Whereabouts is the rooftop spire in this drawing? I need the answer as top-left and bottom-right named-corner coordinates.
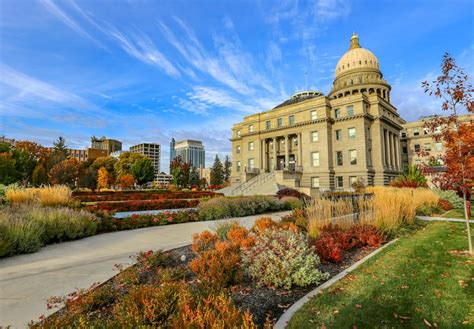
top-left (349, 32), bottom-right (360, 50)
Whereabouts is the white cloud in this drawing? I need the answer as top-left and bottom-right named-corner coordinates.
top-left (315, 0), bottom-right (351, 20)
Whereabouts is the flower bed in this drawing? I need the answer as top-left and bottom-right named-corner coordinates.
top-left (32, 216), bottom-right (390, 327)
top-left (72, 190), bottom-right (219, 202)
top-left (85, 199), bottom-right (200, 213)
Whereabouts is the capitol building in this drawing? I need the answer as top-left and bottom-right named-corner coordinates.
top-left (228, 34), bottom-right (407, 194)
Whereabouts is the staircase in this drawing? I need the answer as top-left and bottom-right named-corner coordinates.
top-left (219, 172), bottom-right (280, 196)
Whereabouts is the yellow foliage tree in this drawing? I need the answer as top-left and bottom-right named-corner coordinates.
top-left (97, 166), bottom-right (109, 190)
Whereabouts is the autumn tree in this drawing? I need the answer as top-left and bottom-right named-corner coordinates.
top-left (115, 152), bottom-right (147, 177)
top-left (48, 158), bottom-right (80, 187)
top-left (32, 163), bottom-right (48, 186)
top-left (422, 53), bottom-right (473, 254)
top-left (97, 166), bottom-right (109, 189)
top-left (118, 174), bottom-right (136, 189)
top-left (0, 151), bottom-right (18, 185)
top-left (170, 156), bottom-right (191, 188)
top-left (210, 155), bottom-right (224, 186)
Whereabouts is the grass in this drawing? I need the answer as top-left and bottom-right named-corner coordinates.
top-left (287, 220), bottom-right (474, 328)
top-left (441, 208), bottom-right (474, 220)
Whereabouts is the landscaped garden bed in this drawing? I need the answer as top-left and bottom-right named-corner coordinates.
top-left (72, 190), bottom-right (219, 202)
top-left (84, 198), bottom-right (200, 212)
top-left (30, 187), bottom-right (447, 327)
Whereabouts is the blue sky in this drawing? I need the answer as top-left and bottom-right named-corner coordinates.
top-left (1, 0), bottom-right (473, 172)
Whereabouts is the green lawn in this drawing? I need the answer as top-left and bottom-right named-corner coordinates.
top-left (442, 208), bottom-right (474, 220)
top-left (287, 221), bottom-right (474, 328)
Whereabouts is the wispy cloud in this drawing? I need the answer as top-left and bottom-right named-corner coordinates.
top-left (39, 0), bottom-right (103, 47)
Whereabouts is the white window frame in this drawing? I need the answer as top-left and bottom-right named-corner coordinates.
top-left (248, 141), bottom-right (254, 151)
top-left (348, 127), bottom-right (356, 139)
top-left (336, 151), bottom-right (343, 166)
top-left (335, 129), bottom-right (342, 141)
top-left (311, 151), bottom-right (320, 167)
top-left (311, 131), bottom-right (319, 142)
top-left (249, 124), bottom-right (254, 133)
top-left (347, 105), bottom-right (354, 117)
top-left (311, 177), bottom-right (320, 188)
top-left (350, 149), bottom-right (357, 165)
top-left (236, 161), bottom-right (241, 172)
top-left (311, 110), bottom-right (317, 120)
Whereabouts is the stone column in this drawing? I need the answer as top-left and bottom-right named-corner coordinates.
top-left (395, 135), bottom-right (401, 171)
top-left (298, 133), bottom-right (303, 168)
top-left (272, 137), bottom-right (277, 171)
top-left (262, 140), bottom-right (267, 172)
top-left (384, 130), bottom-right (389, 168)
top-left (284, 135), bottom-right (289, 170)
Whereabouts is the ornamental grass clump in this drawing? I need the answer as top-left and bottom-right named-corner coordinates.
top-left (242, 228), bottom-right (329, 290)
top-left (5, 185), bottom-right (71, 207)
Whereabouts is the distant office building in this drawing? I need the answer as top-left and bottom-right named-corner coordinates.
top-left (199, 167), bottom-right (211, 184)
top-left (68, 149), bottom-right (88, 162)
top-left (90, 136), bottom-right (122, 155)
top-left (87, 148), bottom-right (108, 161)
top-left (130, 143), bottom-right (161, 176)
top-left (172, 139), bottom-right (205, 169)
top-left (156, 172), bottom-right (173, 187)
top-left (170, 138), bottom-right (176, 170)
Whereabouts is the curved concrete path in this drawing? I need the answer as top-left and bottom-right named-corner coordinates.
top-left (0, 211), bottom-right (290, 328)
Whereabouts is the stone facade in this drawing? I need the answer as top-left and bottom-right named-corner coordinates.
top-left (230, 34), bottom-right (406, 192)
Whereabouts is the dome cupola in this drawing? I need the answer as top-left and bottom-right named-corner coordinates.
top-left (329, 33), bottom-right (391, 101)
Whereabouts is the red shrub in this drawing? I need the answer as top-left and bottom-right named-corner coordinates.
top-left (312, 235), bottom-right (343, 263)
top-left (348, 225), bottom-right (384, 247)
top-left (438, 199), bottom-right (453, 211)
top-left (191, 231), bottom-right (218, 254)
top-left (251, 217), bottom-right (278, 233)
top-left (226, 226), bottom-right (255, 249)
top-left (85, 199), bottom-right (200, 213)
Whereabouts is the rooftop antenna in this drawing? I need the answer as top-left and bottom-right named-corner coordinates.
top-left (304, 71), bottom-right (308, 90)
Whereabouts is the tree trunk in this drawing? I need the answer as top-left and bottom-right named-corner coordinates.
top-left (463, 191), bottom-right (473, 254)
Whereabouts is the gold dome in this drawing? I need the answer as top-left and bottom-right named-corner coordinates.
top-left (335, 33), bottom-right (379, 78)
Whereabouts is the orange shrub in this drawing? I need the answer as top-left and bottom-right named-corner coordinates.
top-left (279, 222), bottom-right (300, 233)
top-left (226, 225), bottom-right (255, 249)
top-left (189, 241), bottom-right (241, 289)
top-left (172, 292), bottom-right (256, 329)
top-left (251, 217), bottom-right (278, 233)
top-left (191, 230), bottom-right (218, 254)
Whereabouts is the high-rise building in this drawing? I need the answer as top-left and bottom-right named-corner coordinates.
top-left (130, 143), bottom-right (161, 177)
top-left (169, 138), bottom-right (176, 170)
top-left (173, 139), bottom-right (205, 169)
top-left (90, 136), bottom-right (122, 155)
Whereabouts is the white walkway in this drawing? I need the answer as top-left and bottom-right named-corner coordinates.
top-left (0, 211), bottom-right (290, 328)
top-left (417, 216), bottom-right (473, 223)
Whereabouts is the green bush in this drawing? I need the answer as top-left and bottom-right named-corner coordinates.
top-left (416, 204), bottom-right (443, 216)
top-left (212, 220), bottom-right (239, 240)
top-left (0, 205), bottom-right (98, 257)
top-left (432, 189), bottom-right (464, 208)
top-left (281, 196), bottom-right (303, 209)
top-left (242, 228), bottom-right (329, 289)
top-left (197, 196), bottom-right (289, 221)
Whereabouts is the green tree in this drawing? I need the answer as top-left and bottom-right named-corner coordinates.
top-left (115, 152), bottom-right (147, 176)
top-left (131, 157), bottom-right (155, 185)
top-left (47, 136), bottom-right (68, 171)
top-left (0, 152), bottom-right (19, 185)
top-left (31, 163), bottom-right (48, 186)
top-left (77, 167), bottom-right (97, 190)
top-left (223, 155), bottom-right (232, 183)
top-left (189, 167), bottom-right (200, 187)
top-left (170, 156), bottom-right (191, 188)
top-left (210, 155), bottom-right (224, 186)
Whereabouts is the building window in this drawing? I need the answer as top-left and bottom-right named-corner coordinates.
top-left (401, 132), bottom-right (407, 138)
top-left (249, 124), bottom-right (254, 133)
top-left (336, 151), bottom-right (343, 166)
top-left (435, 126), bottom-right (442, 134)
top-left (350, 149), bottom-right (357, 165)
top-left (348, 127), bottom-right (356, 139)
top-left (311, 177), bottom-right (320, 188)
top-left (413, 128), bottom-right (419, 136)
top-left (414, 144), bottom-right (420, 152)
top-left (311, 110), bottom-right (317, 120)
top-left (236, 145), bottom-right (241, 154)
top-left (236, 161), bottom-right (241, 172)
top-left (424, 143), bottom-right (431, 151)
top-left (237, 130), bottom-right (241, 137)
top-left (423, 127), bottom-right (429, 135)
top-left (334, 108), bottom-right (341, 118)
top-left (335, 129), bottom-right (342, 141)
top-left (265, 121), bottom-right (271, 130)
top-left (277, 117), bottom-right (283, 128)
top-left (336, 176), bottom-right (343, 188)
top-left (311, 131), bottom-right (319, 142)
top-left (248, 142), bottom-right (254, 151)
top-left (248, 158), bottom-right (254, 169)
top-left (435, 142), bottom-right (443, 151)
top-left (402, 146), bottom-right (408, 154)
top-left (349, 176), bottom-right (357, 187)
top-left (289, 115), bottom-right (295, 125)
top-left (347, 105), bottom-right (354, 117)
top-left (311, 152), bottom-right (320, 167)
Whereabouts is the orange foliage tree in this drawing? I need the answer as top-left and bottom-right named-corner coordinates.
top-left (422, 53), bottom-right (473, 254)
top-left (97, 166), bottom-right (109, 189)
top-left (118, 174), bottom-right (136, 189)
top-left (48, 158), bottom-right (80, 187)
